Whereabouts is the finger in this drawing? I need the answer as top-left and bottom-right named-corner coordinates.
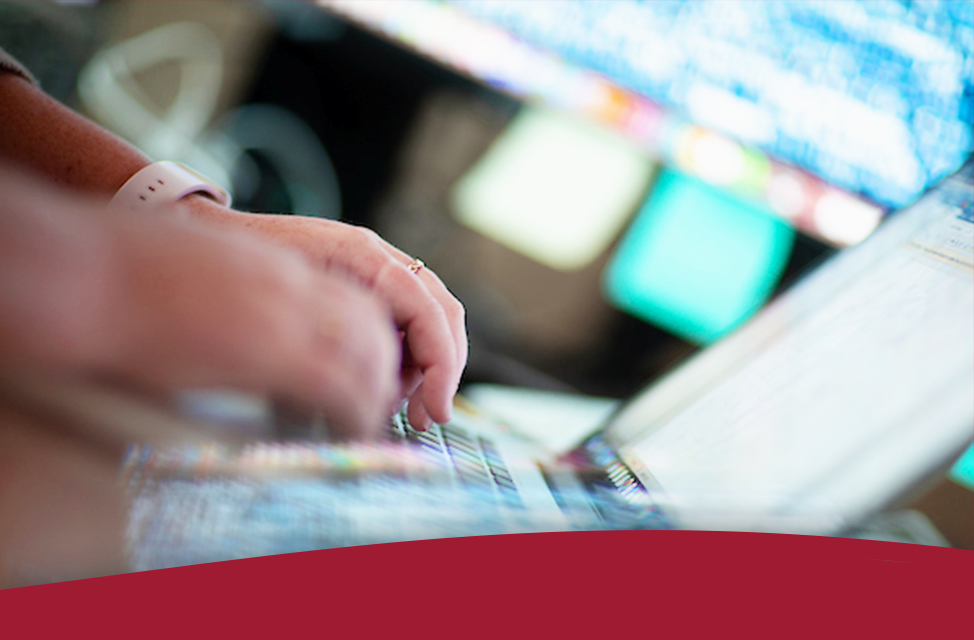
top-left (382, 245), bottom-right (468, 374)
top-left (372, 245), bottom-right (462, 370)
top-left (400, 365), bottom-right (423, 402)
top-left (222, 215), bottom-right (466, 376)
top-left (292, 279), bottom-right (400, 439)
top-left (409, 265), bottom-right (467, 375)
top-left (374, 262), bottom-right (461, 424)
top-left (266, 222), bottom-right (462, 423)
top-left (423, 269), bottom-right (467, 372)
top-left (407, 391), bottom-right (432, 432)
top-left (271, 335), bottom-right (389, 440)
top-left (334, 239), bottom-right (460, 423)
top-left (308, 370), bottom-right (384, 440)
top-left (306, 337), bottom-right (399, 440)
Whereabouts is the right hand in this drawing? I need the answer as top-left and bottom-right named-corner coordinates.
top-left (180, 200), bottom-right (468, 431)
top-left (0, 169), bottom-right (401, 438)
top-left (101, 209), bottom-right (403, 439)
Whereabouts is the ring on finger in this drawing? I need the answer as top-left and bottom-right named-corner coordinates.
top-left (407, 258), bottom-right (425, 276)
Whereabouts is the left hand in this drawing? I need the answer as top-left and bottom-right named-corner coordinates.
top-left (181, 198), bottom-right (467, 430)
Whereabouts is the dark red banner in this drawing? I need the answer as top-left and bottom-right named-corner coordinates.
top-left (1, 531), bottom-right (970, 636)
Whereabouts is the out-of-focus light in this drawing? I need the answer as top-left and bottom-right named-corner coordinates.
top-left (587, 80), bottom-right (633, 127)
top-left (736, 149), bottom-right (773, 196)
top-left (949, 444), bottom-right (974, 490)
top-left (681, 130), bottom-right (747, 187)
top-left (393, 1), bottom-right (439, 46)
top-left (685, 82), bottom-right (776, 146)
top-left (603, 170), bottom-right (794, 344)
top-left (322, 0), bottom-right (974, 246)
top-left (451, 106), bottom-right (654, 271)
top-left (767, 173), bottom-right (808, 220)
top-left (625, 98), bottom-right (665, 147)
top-left (813, 192), bottom-right (883, 246)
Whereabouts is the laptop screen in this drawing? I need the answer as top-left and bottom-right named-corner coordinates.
top-left (605, 162), bottom-right (974, 530)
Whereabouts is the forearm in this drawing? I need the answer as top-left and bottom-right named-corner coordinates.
top-left (0, 73), bottom-right (149, 197)
top-left (0, 70), bottom-right (278, 223)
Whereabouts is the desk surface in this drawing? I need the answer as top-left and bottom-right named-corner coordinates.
top-left (909, 478), bottom-right (973, 550)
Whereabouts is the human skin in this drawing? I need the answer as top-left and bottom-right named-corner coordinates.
top-left (0, 71), bottom-right (467, 430)
top-left (0, 167), bottom-right (400, 438)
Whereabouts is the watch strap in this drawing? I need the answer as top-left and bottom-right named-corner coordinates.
top-left (110, 161), bottom-right (231, 212)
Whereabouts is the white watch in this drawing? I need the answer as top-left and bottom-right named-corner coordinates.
top-left (110, 161), bottom-right (231, 212)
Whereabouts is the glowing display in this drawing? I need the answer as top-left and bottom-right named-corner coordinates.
top-left (451, 106), bottom-right (654, 271)
top-left (949, 444), bottom-right (974, 490)
top-left (603, 170), bottom-right (794, 344)
top-left (611, 164), bottom-right (974, 526)
top-left (311, 0), bottom-right (974, 247)
top-left (451, 1), bottom-right (973, 208)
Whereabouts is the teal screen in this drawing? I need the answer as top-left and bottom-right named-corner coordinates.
top-left (603, 170), bottom-right (795, 344)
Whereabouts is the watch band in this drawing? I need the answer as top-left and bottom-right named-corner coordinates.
top-left (110, 161), bottom-right (231, 212)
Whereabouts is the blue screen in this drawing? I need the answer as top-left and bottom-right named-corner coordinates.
top-left (452, 1), bottom-right (974, 208)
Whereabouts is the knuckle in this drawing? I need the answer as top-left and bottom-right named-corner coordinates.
top-left (429, 298), bottom-right (452, 325)
top-left (350, 225), bottom-right (381, 246)
top-left (445, 297), bottom-right (466, 322)
top-left (376, 257), bottom-right (418, 293)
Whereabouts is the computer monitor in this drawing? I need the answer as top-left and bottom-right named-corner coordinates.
top-left (321, 0), bottom-right (973, 243)
top-left (320, 1), bottom-right (973, 347)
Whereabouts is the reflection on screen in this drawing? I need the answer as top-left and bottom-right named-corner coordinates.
top-left (613, 163), bottom-right (973, 526)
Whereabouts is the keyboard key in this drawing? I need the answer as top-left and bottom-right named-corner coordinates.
top-left (489, 468), bottom-right (513, 483)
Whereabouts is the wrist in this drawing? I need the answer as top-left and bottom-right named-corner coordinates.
top-left (177, 192), bottom-right (241, 221)
top-left (110, 161), bottom-right (231, 213)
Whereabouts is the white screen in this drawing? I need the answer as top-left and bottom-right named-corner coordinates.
top-left (609, 164), bottom-right (973, 531)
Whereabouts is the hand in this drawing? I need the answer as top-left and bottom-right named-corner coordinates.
top-left (184, 199), bottom-right (468, 430)
top-left (101, 211), bottom-right (403, 438)
top-left (0, 171), bottom-right (401, 438)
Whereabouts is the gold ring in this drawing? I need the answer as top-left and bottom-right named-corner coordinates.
top-left (407, 258), bottom-right (425, 275)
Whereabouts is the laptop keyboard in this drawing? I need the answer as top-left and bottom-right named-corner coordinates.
top-left (124, 413), bottom-right (672, 571)
top-left (394, 418), bottom-right (523, 508)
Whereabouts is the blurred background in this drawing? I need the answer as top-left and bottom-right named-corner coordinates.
top-left (1, 2), bottom-right (971, 533)
top-left (3, 1), bottom-right (972, 397)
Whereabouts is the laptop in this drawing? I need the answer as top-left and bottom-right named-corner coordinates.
top-left (126, 160), bottom-right (973, 570)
